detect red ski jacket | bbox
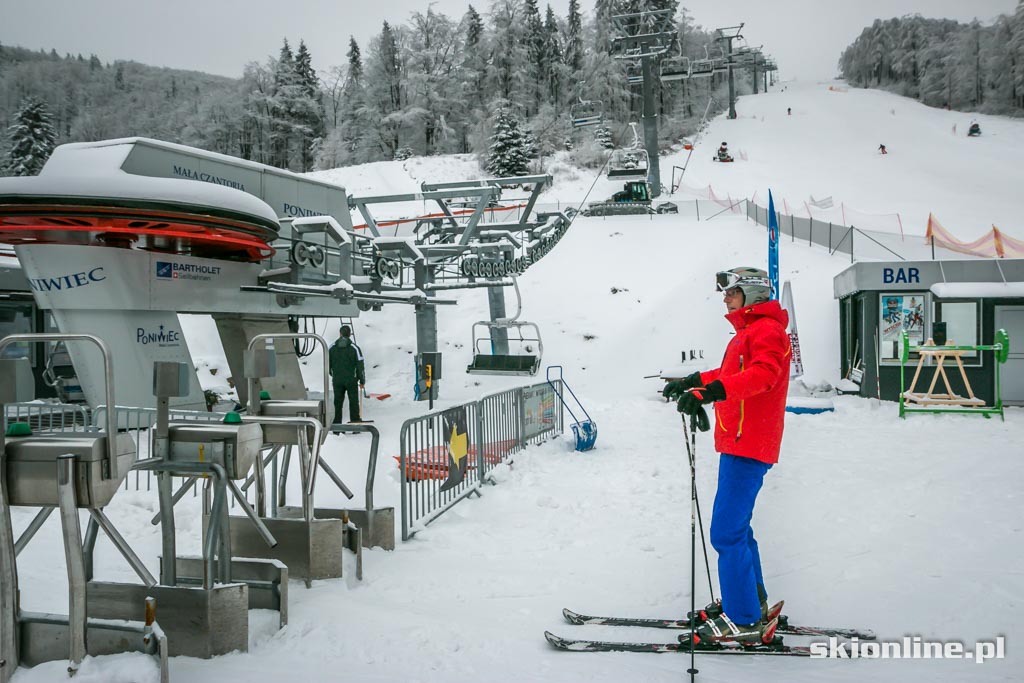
[699,300,791,465]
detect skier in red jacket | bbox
[663,267,791,646]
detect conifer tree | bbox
[524,0,546,114]
[564,0,584,74]
[486,107,532,177]
[294,40,325,170]
[5,97,57,176]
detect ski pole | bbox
[683,412,699,679]
[682,414,715,603]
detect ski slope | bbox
[672,80,1024,239]
[8,82,1024,682]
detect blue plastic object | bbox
[546,366,597,452]
[785,405,835,415]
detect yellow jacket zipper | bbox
[736,355,745,441]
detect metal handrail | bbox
[0,333,118,478]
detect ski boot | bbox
[683,615,779,647]
[687,586,782,626]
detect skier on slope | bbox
[878,143,887,154]
[663,267,790,645]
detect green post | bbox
[899,330,907,418]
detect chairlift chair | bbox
[660,55,691,81]
[711,57,729,74]
[466,279,544,376]
[606,122,649,181]
[625,63,644,85]
[689,59,714,78]
[570,98,604,128]
[570,82,603,128]
[607,149,650,181]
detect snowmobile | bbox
[581,182,678,217]
[968,122,981,137]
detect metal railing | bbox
[398,379,563,540]
[2,402,92,434]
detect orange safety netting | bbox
[925,213,1024,258]
[707,186,743,213]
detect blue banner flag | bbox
[767,190,780,300]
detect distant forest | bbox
[839,8,1024,112]
[0,0,755,175]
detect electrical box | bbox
[244,349,277,379]
[153,361,190,398]
[418,352,442,380]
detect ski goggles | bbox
[715,271,771,292]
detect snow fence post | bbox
[695,200,700,221]
[476,401,485,479]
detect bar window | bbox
[933,300,980,364]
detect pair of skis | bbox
[545,605,874,657]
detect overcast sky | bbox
[0,0,1017,81]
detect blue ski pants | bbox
[710,453,772,625]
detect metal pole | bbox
[157,472,176,584]
[0,442,17,682]
[728,58,737,119]
[225,479,278,547]
[641,55,661,198]
[278,446,291,509]
[13,506,53,556]
[57,454,87,674]
[414,260,439,401]
[486,285,510,355]
[88,508,157,586]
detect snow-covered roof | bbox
[930,282,1024,299]
[48,137,347,191]
[0,173,278,226]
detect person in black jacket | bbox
[329,325,365,423]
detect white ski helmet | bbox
[716,267,771,305]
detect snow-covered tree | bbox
[294,40,325,170]
[486,106,532,177]
[564,0,584,75]
[5,97,57,176]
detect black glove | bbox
[676,380,726,416]
[663,372,703,400]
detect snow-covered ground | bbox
[9,81,1024,682]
